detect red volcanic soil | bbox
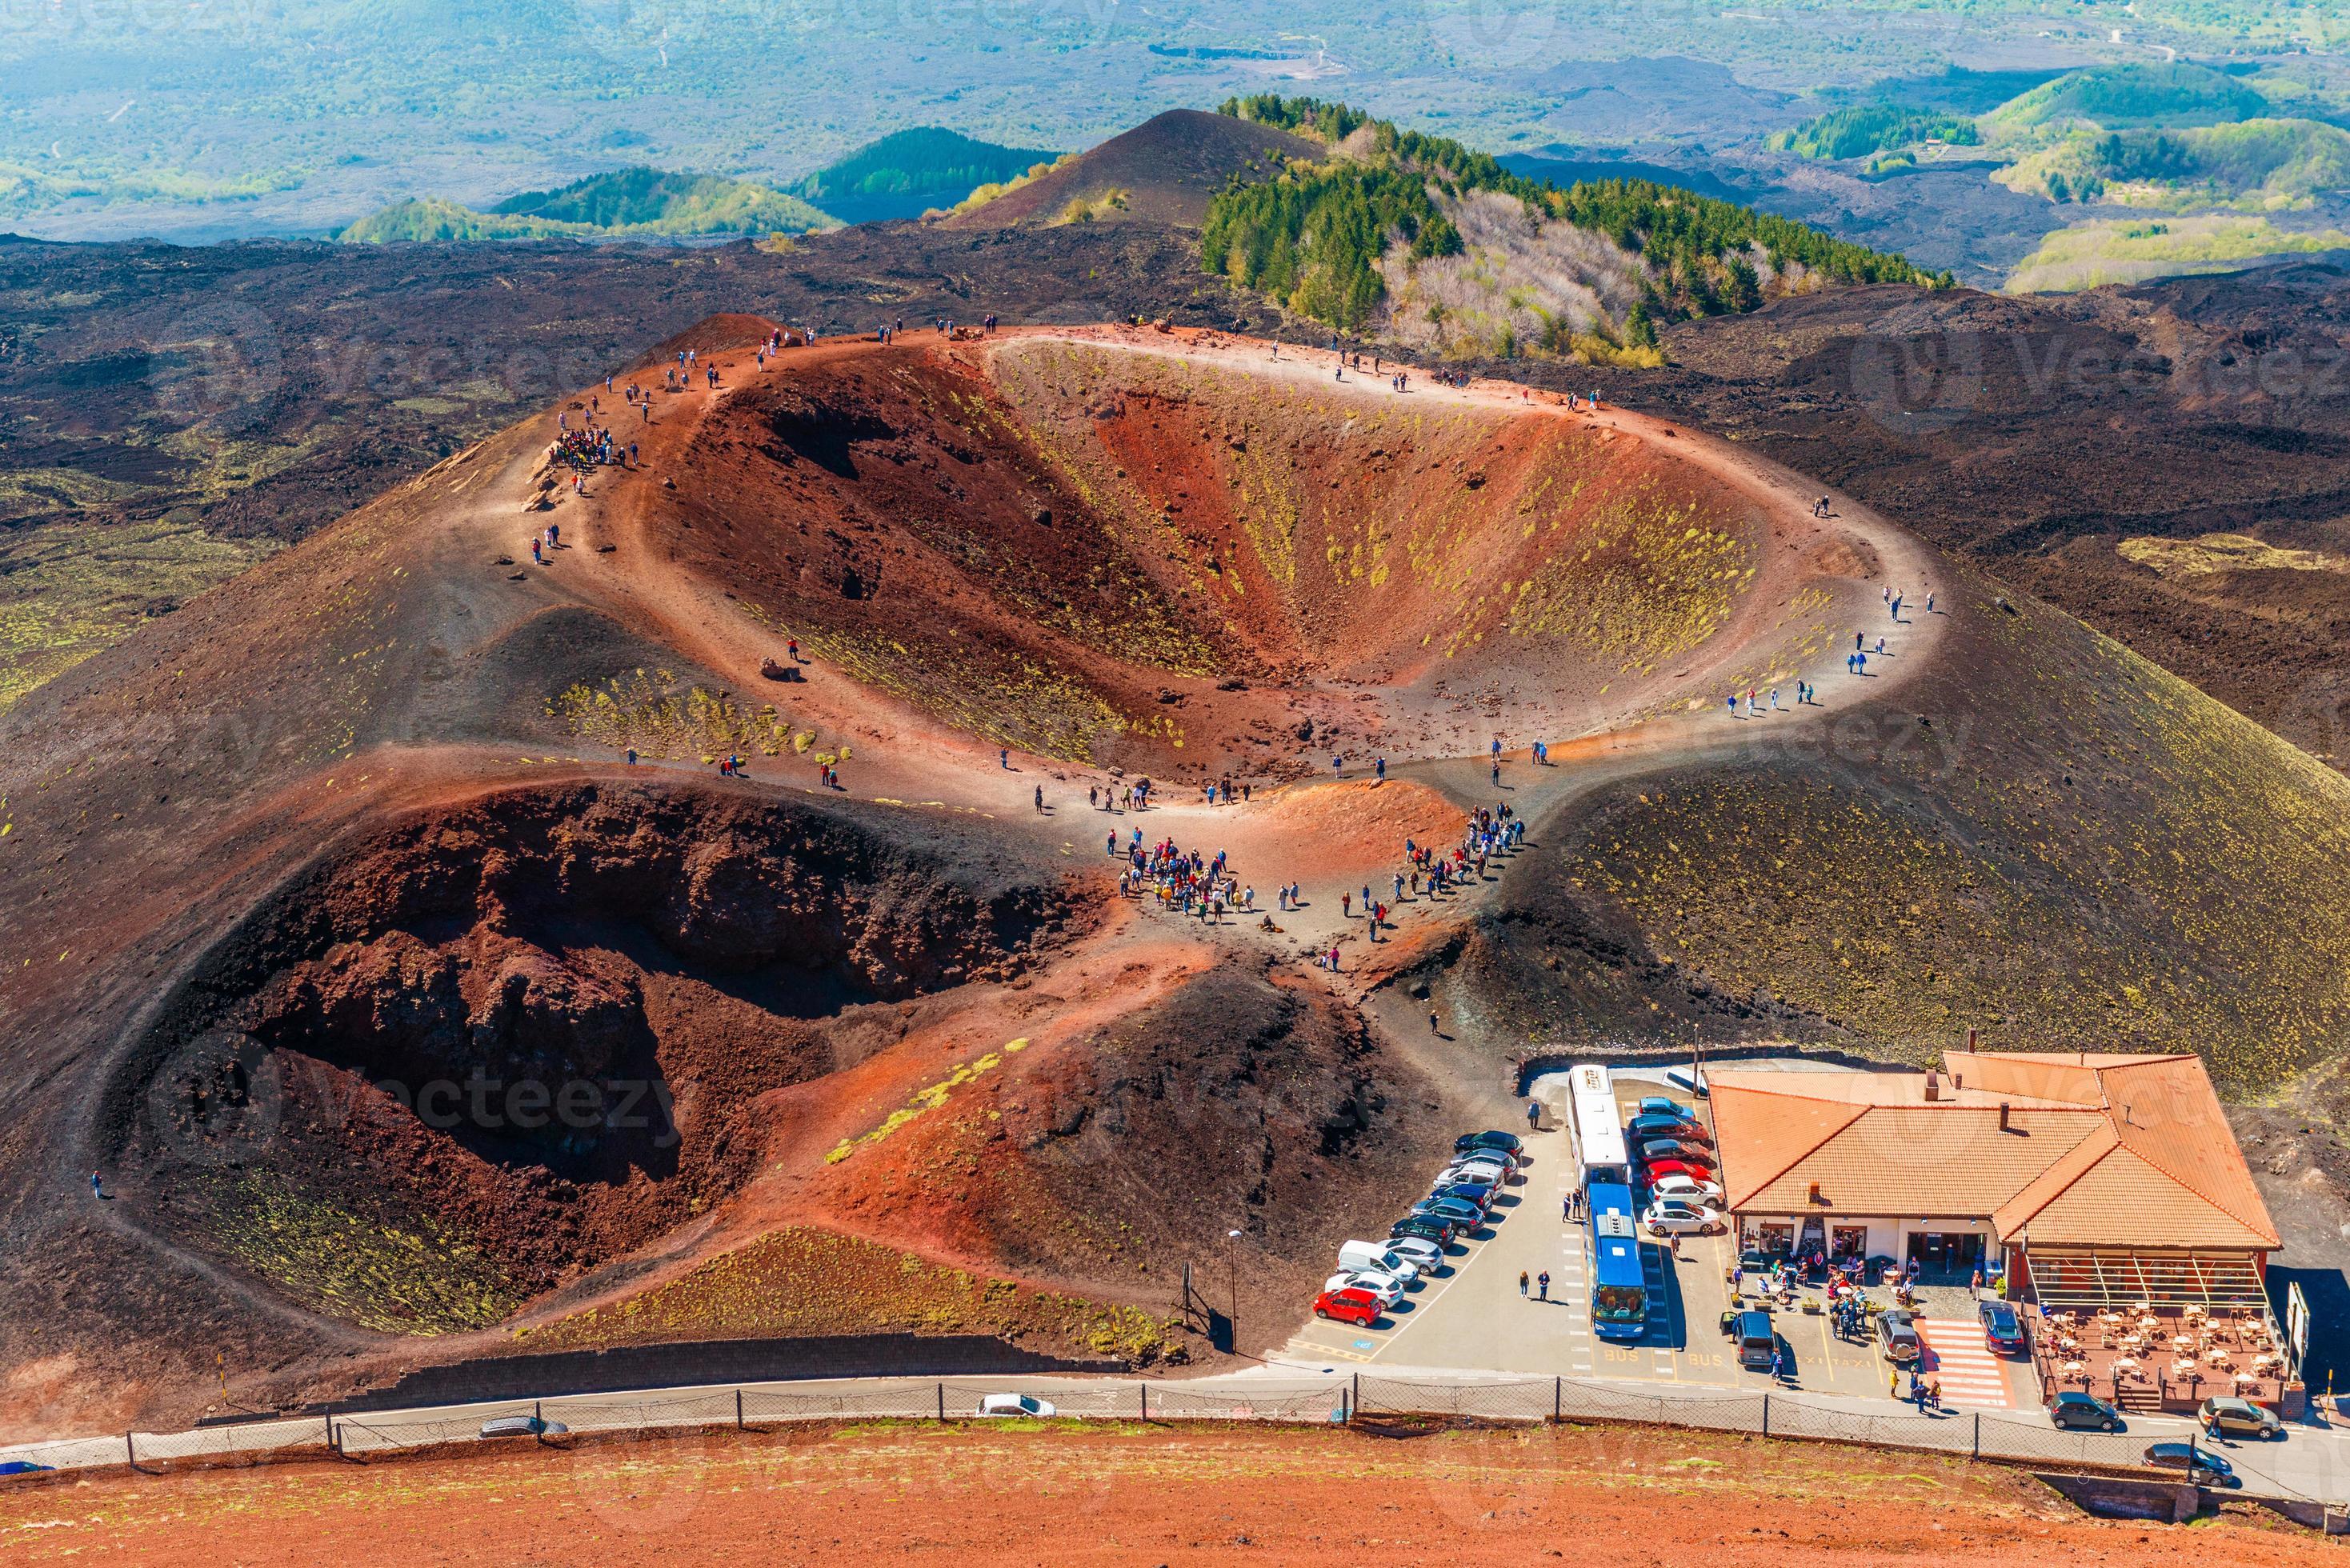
[0,318,1923,1430]
[650,325,1904,779]
[0,1420,2327,1566]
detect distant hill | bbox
[1199,94,1948,361]
[1769,103,1980,162]
[788,128,1058,225]
[939,108,1319,230]
[339,169,835,242]
[2000,118,2350,208]
[1988,62,2272,136]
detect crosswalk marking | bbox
[1913,1318,2016,1408]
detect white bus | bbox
[1566,1062,1629,1189]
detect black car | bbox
[1455,1130,1523,1160]
[1434,1182,1497,1213]
[2144,1442,2238,1488]
[1389,1215,1458,1247]
[1626,1114,1712,1146]
[1728,1309,1777,1370]
[2049,1391,2122,1432]
[1978,1299,2027,1356]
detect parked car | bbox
[1647,1172,1725,1206]
[2144,1442,2238,1487]
[1638,1139,1715,1167]
[2049,1391,2122,1432]
[1876,1308,1922,1363]
[1412,1196,1484,1230]
[1645,1158,1717,1186]
[978,1393,1057,1418]
[1323,1270,1404,1309]
[1727,1309,1777,1370]
[1627,1114,1712,1146]
[1643,1198,1727,1236]
[1338,1241,1421,1283]
[1639,1095,1692,1119]
[1389,1215,1458,1248]
[1978,1299,2027,1356]
[1313,1286,1383,1328]
[1455,1130,1523,1161]
[480,1414,567,1440]
[1383,1234,1446,1272]
[1443,1157,1511,1188]
[2199,1396,2286,1440]
[1433,1181,1497,1213]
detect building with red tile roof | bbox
[1705,1050,2276,1308]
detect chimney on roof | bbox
[1967,1026,1978,1054]
[1924,1068,1941,1102]
[1808,1181,1824,1205]
[1999,1102,2011,1132]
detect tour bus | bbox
[1587,1180,1649,1340]
[1566,1062,1630,1189]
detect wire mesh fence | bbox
[336,1401,543,1457]
[933,1382,1145,1420]
[1140,1381,1351,1422]
[542,1390,739,1438]
[2,1370,2332,1514]
[1763,1396,1976,1454]
[130,1418,332,1466]
[1358,1375,1555,1423]
[740,1382,943,1424]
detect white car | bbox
[1383,1234,1445,1272]
[1323,1270,1405,1308]
[1648,1173,1724,1206]
[1643,1199,1727,1236]
[1338,1241,1420,1284]
[977,1393,1057,1418]
[1443,1158,1510,1189]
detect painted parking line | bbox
[1914,1318,2016,1408]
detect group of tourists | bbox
[1082,773,1155,812]
[1115,830,1253,926]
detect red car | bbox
[1643,1158,1716,1184]
[1313,1286,1383,1328]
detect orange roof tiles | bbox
[1707,1050,2278,1250]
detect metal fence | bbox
[0,1372,2330,1517]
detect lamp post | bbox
[1227,1228,1243,1344]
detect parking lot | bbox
[1278,1067,2037,1412]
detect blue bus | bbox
[1587,1180,1648,1340]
